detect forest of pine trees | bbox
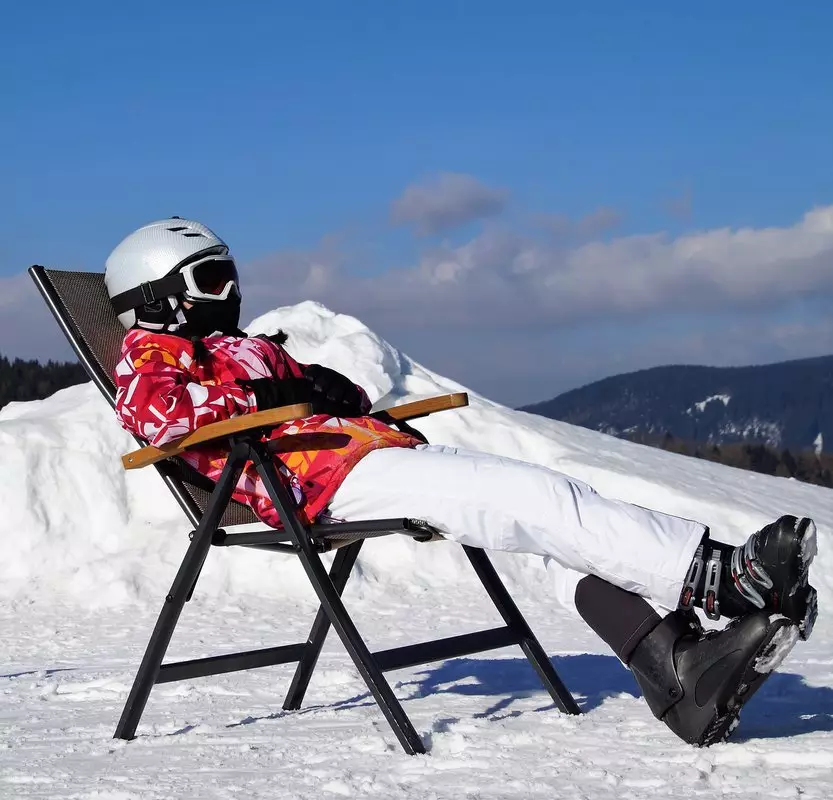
[624,431,833,489]
[0,353,89,409]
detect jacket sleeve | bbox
[113,342,257,447]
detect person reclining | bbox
[105,217,819,747]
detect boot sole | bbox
[791,518,817,641]
[696,615,799,746]
[759,516,818,640]
[800,587,818,642]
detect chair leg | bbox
[185,540,203,603]
[113,448,248,740]
[462,545,582,715]
[294,545,426,754]
[252,449,426,755]
[283,540,363,710]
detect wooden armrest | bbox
[121,392,468,471]
[372,392,468,422]
[121,403,313,470]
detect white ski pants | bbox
[327,444,706,613]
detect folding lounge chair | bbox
[29,265,581,755]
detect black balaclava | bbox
[178,295,244,339]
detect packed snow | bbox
[1,301,831,799]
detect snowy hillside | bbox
[1,302,831,800]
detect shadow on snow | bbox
[402,653,833,740]
[225,653,833,743]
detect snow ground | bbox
[1,302,831,799]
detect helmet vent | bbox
[167,225,189,232]
[182,232,206,238]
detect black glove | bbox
[256,330,288,346]
[303,363,367,417]
[236,377,313,411]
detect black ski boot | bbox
[628,609,799,746]
[680,515,818,640]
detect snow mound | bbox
[1,302,830,621]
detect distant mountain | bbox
[520,355,833,453]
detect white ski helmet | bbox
[105,217,240,331]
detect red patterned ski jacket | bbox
[113,328,420,527]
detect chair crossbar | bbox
[214,518,439,554]
[373,626,518,672]
[213,518,433,549]
[228,542,300,554]
[28,264,581,755]
[157,643,309,684]
[213,530,294,546]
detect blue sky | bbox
[2,1,833,405]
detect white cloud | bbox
[386,205,833,327]
[390,172,508,235]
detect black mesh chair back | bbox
[28,266,259,528]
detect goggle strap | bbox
[110,273,188,315]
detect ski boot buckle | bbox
[703,551,722,620]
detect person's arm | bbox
[114,342,257,447]
[259,336,372,417]
[302,363,373,416]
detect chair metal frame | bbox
[29,265,580,754]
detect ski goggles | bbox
[110,253,241,316]
[178,254,240,302]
